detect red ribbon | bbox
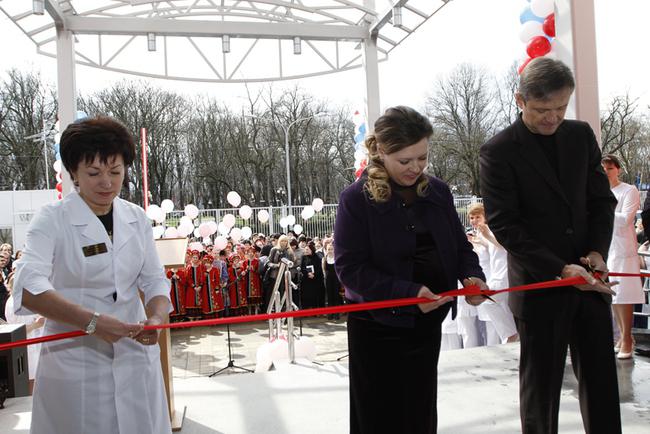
[0,272,641,352]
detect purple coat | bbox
[334,174,484,327]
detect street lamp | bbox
[24,121,56,190]
[246,113,327,210]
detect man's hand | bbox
[416,286,453,313]
[462,277,489,306]
[580,251,609,280]
[561,254,616,295]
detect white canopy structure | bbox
[2,0,601,191]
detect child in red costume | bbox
[202,255,224,318]
[184,250,205,319]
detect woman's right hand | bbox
[416,286,453,313]
[94,313,144,344]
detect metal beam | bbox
[44,0,66,28]
[64,16,368,41]
[370,0,408,36]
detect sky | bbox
[0,0,649,116]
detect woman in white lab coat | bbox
[468,203,517,346]
[602,155,643,359]
[13,116,172,434]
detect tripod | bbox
[209,321,253,376]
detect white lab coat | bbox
[607,182,644,304]
[13,191,172,434]
[476,235,517,344]
[456,241,488,348]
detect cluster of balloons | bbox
[518,0,556,74]
[352,110,368,180]
[277,197,325,235]
[148,190,327,243]
[53,111,89,199]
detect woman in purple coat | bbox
[334,106,487,434]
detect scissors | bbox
[585,259,608,285]
[466,277,497,303]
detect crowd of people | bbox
[166,232,344,322]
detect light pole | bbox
[247,113,326,211]
[24,121,56,190]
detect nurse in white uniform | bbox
[602,154,643,359]
[468,203,517,346]
[13,116,172,433]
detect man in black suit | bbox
[480,58,621,434]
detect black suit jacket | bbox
[479,116,616,319]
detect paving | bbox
[1,315,649,433]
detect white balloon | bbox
[226,191,242,207]
[241,226,253,240]
[258,209,270,223]
[55,172,62,182]
[214,236,228,250]
[312,198,324,212]
[176,223,192,237]
[153,208,166,224]
[218,222,230,235]
[207,221,218,235]
[239,205,253,220]
[230,227,242,242]
[164,227,178,238]
[189,241,204,252]
[152,225,165,239]
[160,199,175,213]
[53,159,62,173]
[293,224,304,235]
[279,217,288,228]
[530,0,554,18]
[222,213,236,228]
[286,215,296,226]
[184,204,199,219]
[203,236,212,245]
[180,216,193,227]
[193,228,201,238]
[146,205,162,221]
[519,20,544,43]
[353,149,367,161]
[199,222,212,238]
[301,206,315,220]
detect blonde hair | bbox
[364,106,432,203]
[467,202,485,217]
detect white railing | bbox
[166,197,483,239]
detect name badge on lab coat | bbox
[82,243,108,257]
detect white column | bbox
[56,26,77,196]
[555,0,601,143]
[363,0,380,129]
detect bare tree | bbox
[425,64,497,195]
[80,81,190,205]
[0,69,57,190]
[600,93,642,155]
[494,62,520,130]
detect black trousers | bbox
[348,312,442,434]
[515,291,621,434]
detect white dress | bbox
[607,182,644,304]
[13,191,172,434]
[4,295,43,379]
